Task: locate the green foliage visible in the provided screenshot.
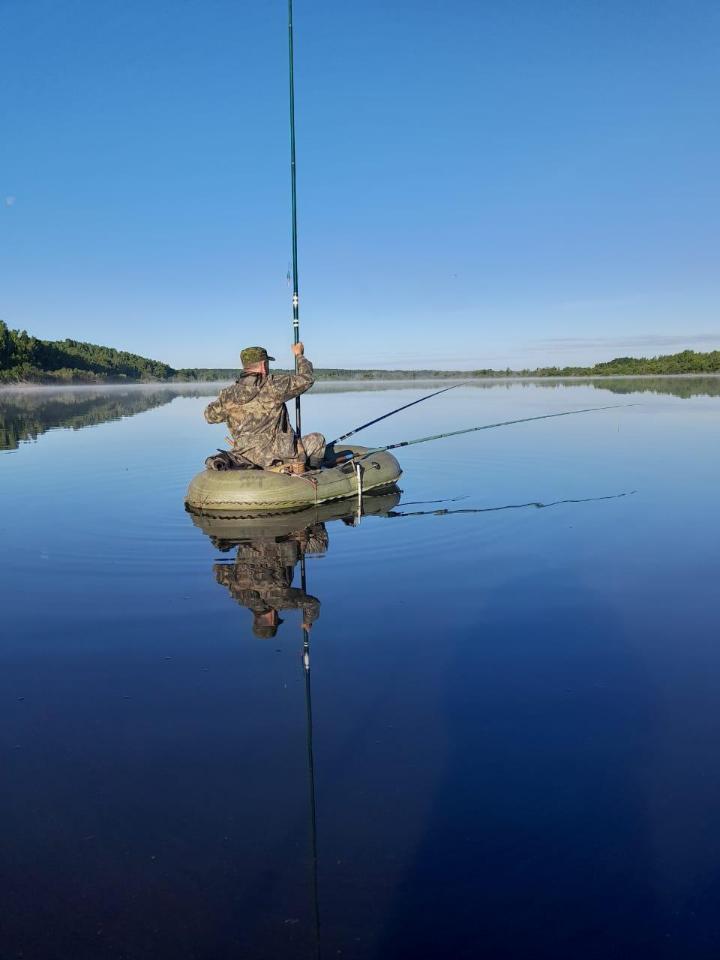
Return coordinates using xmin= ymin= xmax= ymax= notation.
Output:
xmin=0 ymin=320 xmax=175 ymax=383
xmin=526 ymin=349 xmax=720 ymax=378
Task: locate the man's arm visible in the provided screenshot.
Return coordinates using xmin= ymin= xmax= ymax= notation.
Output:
xmin=293 ymin=524 xmax=329 ymax=557
xmin=301 ymin=595 xmax=321 ymax=630
xmin=204 ymin=388 xmax=231 ymax=424
xmin=284 ymin=589 xmax=320 ymax=626
xmin=266 ymin=342 xmax=315 ymax=403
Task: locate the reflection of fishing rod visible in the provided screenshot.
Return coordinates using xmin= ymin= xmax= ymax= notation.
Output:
xmin=351 ymin=403 xmax=635 ymax=460
xmin=299 ymin=554 xmax=321 ymax=957
xmin=329 ymin=382 xmax=467 ymax=446
xmin=388 ymin=490 xmax=636 ymax=518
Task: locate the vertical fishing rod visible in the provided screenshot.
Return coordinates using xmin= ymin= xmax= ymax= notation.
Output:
xmin=290 ymin=0 xmax=320 ymax=890
xmin=288 ymin=0 xmax=302 ymax=435
xmin=300 ymin=555 xmax=321 ymax=956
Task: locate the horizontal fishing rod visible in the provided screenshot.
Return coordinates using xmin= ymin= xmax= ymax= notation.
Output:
xmin=353 ymin=403 xmax=635 ymax=460
xmin=329 ymin=381 xmax=467 ymax=446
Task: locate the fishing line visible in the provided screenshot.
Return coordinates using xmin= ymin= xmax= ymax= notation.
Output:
xmin=353 ymin=403 xmax=636 ymax=460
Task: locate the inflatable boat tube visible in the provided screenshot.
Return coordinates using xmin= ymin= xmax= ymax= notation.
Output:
xmin=188 ymin=489 xmax=402 ymax=543
xmin=185 ymin=445 xmax=402 ymax=514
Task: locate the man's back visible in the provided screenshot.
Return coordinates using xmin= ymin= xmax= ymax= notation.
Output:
xmin=213 ymin=532 xmax=322 ymax=625
xmin=204 ymin=356 xmax=315 ymax=467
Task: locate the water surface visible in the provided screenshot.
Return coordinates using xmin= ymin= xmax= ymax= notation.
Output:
xmin=1 ymin=379 xmax=719 ymax=959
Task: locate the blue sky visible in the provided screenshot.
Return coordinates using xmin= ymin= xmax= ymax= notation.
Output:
xmin=2 ymin=0 xmax=719 ymax=370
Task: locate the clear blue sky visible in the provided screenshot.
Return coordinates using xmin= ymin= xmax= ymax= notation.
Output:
xmin=2 ymin=0 xmax=719 ymax=369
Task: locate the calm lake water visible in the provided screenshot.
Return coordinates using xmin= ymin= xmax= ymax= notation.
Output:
xmin=1 ymin=378 xmax=719 ymax=959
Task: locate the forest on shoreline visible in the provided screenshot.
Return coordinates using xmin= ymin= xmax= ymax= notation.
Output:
xmin=1 ymin=321 xmax=719 ymax=384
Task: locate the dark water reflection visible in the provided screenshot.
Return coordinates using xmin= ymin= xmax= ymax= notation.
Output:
xmin=1 ymin=380 xmax=720 ymax=959
xmin=585 ymin=376 xmax=720 ymax=399
xmin=0 ymin=387 xmax=179 ymax=450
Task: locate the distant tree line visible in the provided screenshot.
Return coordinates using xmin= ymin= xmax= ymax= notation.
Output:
xmin=0 ymin=321 xmax=175 ymax=383
xmin=523 ymin=350 xmax=720 ymax=377
xmin=173 ymin=368 xmax=242 ymax=381
xmin=1 ymin=321 xmax=719 ymax=384
xmin=173 ymin=367 xmax=498 ymax=380
xmin=172 ymin=354 xmax=720 ymax=380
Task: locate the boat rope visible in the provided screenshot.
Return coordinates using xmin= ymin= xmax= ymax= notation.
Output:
xmin=352 ymin=403 xmax=636 ymax=460
xmin=329 ymin=381 xmax=467 ymax=446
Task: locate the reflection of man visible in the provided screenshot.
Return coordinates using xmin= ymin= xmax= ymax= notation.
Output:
xmin=214 ymin=525 xmax=328 ymax=638
xmin=203 ymin=342 xmax=325 ymax=474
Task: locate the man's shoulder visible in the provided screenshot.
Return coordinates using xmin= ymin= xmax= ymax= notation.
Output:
xmin=263 ymin=371 xmax=296 ymax=393
xmin=268 ymin=362 xmax=314 ymax=387
xmin=223 ymin=374 xmax=261 ymax=397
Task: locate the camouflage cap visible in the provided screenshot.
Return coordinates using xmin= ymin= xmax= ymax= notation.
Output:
xmin=241 ymin=346 xmax=275 ymax=366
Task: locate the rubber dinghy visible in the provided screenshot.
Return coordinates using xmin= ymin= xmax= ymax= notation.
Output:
xmin=189 ymin=489 xmax=401 ymax=539
xmin=186 ymin=445 xmax=402 ymax=514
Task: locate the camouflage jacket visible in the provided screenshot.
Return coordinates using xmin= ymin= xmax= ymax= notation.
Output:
xmin=204 ymin=357 xmax=315 ymax=468
xmin=213 ymin=527 xmax=327 ymax=623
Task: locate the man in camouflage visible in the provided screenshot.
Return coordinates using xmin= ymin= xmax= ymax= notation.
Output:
xmin=204 ymin=342 xmax=326 ymax=473
xmin=213 ymin=524 xmax=327 ymax=638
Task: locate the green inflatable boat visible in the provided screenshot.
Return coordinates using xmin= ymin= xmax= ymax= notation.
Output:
xmin=188 ymin=489 xmax=402 ymax=541
xmin=185 ymin=445 xmax=402 ymax=514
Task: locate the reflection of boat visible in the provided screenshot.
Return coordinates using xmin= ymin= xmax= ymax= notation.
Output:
xmin=189 ymin=490 xmax=401 ymax=637
xmin=188 ymin=489 xmax=402 ymax=543
xmin=185 ymin=445 xmax=401 ymax=514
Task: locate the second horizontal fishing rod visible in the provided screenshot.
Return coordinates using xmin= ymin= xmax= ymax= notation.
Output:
xmin=349 ymin=403 xmax=635 ymax=460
